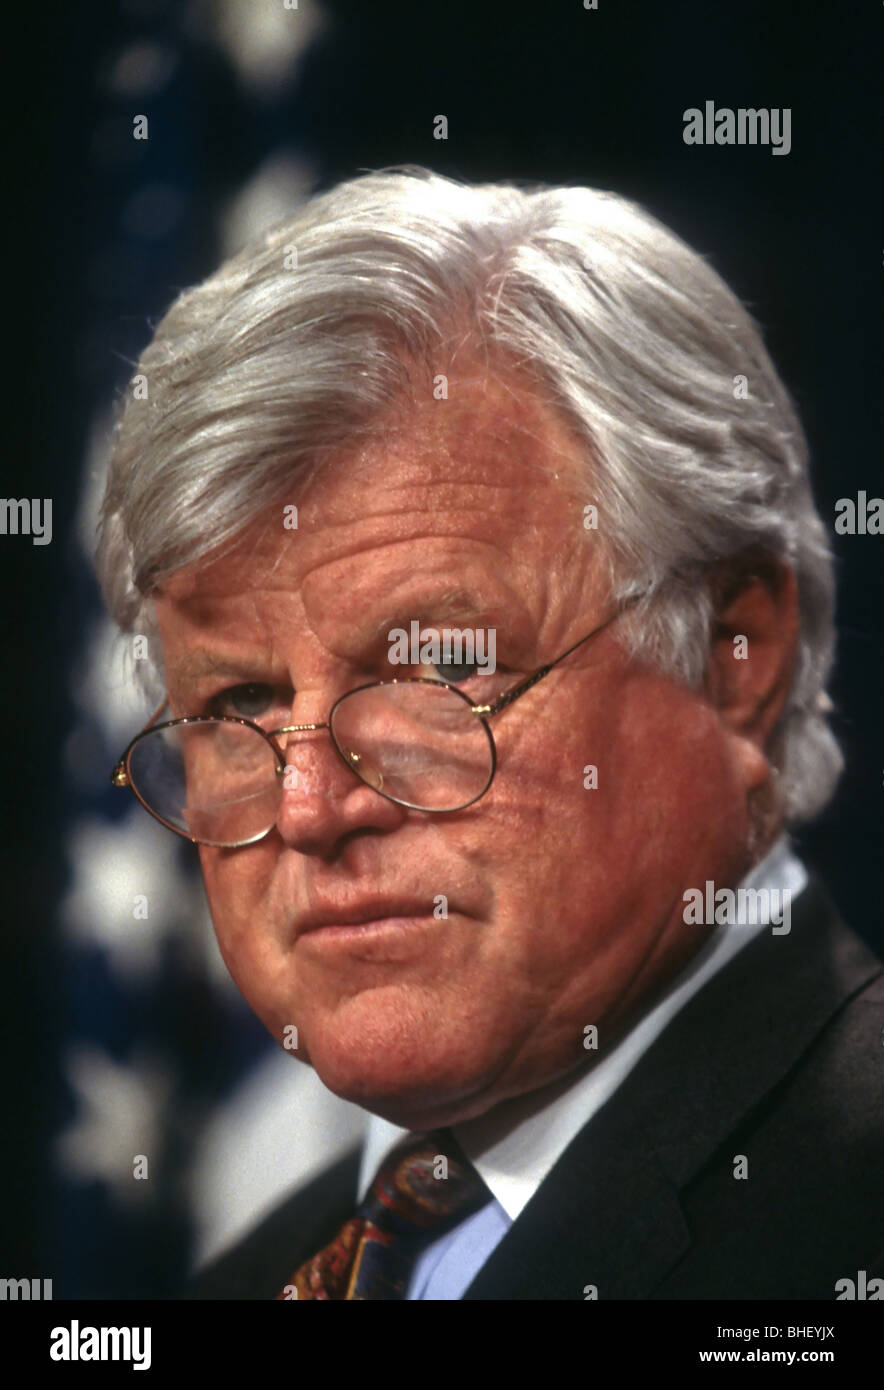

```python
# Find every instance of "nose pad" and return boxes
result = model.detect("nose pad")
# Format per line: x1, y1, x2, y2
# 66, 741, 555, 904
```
275, 729, 385, 800
340, 746, 384, 792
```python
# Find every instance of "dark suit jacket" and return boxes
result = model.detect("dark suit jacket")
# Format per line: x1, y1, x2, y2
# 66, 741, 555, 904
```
186, 873, 884, 1299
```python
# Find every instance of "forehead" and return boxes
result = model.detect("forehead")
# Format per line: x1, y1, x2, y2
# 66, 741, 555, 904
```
153, 367, 597, 654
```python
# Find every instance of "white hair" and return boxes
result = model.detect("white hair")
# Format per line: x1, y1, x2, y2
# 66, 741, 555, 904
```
95, 164, 842, 822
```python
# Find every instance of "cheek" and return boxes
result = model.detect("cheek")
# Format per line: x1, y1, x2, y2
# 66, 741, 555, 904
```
199, 843, 282, 984
483, 696, 609, 844
460, 715, 604, 949
477, 674, 742, 917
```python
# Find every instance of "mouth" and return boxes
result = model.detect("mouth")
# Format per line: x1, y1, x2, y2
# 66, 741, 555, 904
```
295, 899, 445, 944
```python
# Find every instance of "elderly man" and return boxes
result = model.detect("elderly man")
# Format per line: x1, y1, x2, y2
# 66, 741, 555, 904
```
97, 167, 882, 1300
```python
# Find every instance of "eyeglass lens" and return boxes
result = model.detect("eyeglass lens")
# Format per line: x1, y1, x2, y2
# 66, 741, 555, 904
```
126, 681, 494, 845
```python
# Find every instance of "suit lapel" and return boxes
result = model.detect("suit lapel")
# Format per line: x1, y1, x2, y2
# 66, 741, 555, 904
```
464, 875, 881, 1299
463, 1113, 690, 1299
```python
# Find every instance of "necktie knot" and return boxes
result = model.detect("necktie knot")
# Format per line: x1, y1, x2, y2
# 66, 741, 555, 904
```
279, 1128, 489, 1300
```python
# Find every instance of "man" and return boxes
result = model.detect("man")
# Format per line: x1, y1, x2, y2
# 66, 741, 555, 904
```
97, 166, 883, 1299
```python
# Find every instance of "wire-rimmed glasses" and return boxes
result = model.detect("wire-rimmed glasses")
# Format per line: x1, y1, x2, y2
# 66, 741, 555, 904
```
110, 599, 639, 847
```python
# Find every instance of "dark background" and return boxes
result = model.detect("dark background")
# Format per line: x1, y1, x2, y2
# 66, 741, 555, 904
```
5, 0, 881, 1296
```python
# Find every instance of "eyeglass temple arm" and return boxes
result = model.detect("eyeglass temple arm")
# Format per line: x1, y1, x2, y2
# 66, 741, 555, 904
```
111, 697, 170, 787
474, 596, 644, 718
145, 697, 171, 728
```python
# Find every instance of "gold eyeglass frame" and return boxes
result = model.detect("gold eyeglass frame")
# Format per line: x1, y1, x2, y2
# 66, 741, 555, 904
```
110, 597, 640, 844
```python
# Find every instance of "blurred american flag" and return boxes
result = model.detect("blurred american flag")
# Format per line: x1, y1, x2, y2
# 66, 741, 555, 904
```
52, 0, 363, 1298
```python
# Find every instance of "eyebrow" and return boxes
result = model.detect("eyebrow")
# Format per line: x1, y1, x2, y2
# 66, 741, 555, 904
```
172, 650, 275, 685
367, 588, 502, 643
170, 588, 504, 688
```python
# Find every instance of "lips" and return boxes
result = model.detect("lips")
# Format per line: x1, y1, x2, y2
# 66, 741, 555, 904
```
296, 899, 439, 938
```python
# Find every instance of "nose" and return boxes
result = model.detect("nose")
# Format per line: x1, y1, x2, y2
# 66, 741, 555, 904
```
271, 722, 406, 857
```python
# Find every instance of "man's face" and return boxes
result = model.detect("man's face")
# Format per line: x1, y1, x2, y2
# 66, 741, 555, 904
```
154, 367, 759, 1130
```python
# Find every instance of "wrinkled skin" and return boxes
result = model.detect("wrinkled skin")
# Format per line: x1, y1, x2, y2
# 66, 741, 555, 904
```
154, 366, 798, 1131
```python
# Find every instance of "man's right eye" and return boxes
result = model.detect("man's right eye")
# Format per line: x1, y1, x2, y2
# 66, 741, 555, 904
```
207, 683, 276, 720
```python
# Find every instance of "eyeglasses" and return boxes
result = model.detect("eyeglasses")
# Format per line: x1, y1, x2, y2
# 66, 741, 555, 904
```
110, 599, 639, 847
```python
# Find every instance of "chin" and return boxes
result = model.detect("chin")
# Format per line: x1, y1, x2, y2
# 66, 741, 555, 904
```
304, 1032, 490, 1130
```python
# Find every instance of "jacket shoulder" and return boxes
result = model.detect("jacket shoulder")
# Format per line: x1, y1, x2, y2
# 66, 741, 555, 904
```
656, 894, 884, 1298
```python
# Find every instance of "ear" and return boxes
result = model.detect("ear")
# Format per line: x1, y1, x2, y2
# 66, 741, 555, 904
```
703, 559, 800, 751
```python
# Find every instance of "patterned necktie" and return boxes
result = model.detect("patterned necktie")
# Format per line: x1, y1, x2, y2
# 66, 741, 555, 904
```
277, 1128, 490, 1300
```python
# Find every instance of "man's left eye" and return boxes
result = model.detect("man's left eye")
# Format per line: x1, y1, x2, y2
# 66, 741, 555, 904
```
208, 683, 275, 719
429, 659, 478, 683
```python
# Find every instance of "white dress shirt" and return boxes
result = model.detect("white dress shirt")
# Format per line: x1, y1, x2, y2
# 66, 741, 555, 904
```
357, 836, 808, 1299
